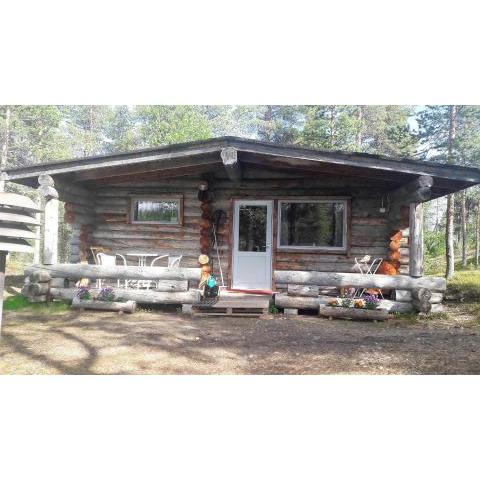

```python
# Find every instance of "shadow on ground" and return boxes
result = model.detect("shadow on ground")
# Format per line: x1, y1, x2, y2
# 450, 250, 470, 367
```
1, 307, 480, 374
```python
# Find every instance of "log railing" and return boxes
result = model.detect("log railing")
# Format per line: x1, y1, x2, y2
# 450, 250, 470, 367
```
23, 263, 202, 305
274, 270, 446, 314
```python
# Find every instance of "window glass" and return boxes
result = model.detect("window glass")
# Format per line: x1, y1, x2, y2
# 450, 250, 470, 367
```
132, 199, 179, 224
238, 205, 267, 252
279, 201, 345, 248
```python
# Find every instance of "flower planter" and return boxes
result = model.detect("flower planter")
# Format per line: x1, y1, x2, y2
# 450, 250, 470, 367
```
319, 305, 389, 321
71, 297, 136, 314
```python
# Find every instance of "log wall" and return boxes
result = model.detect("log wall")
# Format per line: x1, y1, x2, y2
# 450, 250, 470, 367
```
208, 167, 404, 289
86, 178, 203, 286
69, 166, 410, 288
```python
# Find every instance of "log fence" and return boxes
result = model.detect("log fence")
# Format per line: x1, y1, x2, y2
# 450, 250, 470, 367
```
274, 270, 446, 317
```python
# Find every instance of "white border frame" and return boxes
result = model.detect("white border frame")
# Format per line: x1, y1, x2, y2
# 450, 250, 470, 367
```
277, 199, 348, 252
232, 199, 273, 289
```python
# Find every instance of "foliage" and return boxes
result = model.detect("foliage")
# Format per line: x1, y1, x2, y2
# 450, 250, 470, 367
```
75, 286, 92, 301
446, 269, 480, 301
136, 105, 212, 147
269, 304, 279, 314
363, 294, 380, 310
97, 287, 116, 302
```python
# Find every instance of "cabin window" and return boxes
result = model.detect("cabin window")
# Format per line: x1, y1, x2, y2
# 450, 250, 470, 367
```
130, 196, 183, 225
278, 200, 347, 250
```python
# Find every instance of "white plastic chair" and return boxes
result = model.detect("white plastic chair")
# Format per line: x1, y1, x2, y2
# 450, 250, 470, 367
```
150, 255, 183, 289
353, 255, 383, 298
96, 253, 128, 289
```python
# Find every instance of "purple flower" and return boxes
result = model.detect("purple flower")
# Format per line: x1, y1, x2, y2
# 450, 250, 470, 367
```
97, 287, 115, 302
363, 294, 380, 310
75, 286, 92, 300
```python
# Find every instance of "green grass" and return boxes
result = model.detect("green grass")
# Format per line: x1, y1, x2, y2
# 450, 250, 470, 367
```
3, 294, 69, 313
446, 269, 480, 301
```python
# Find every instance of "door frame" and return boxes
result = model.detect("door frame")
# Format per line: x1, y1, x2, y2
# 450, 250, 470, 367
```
231, 199, 274, 290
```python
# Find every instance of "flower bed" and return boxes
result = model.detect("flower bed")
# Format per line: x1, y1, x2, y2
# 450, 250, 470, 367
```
328, 294, 381, 310
72, 286, 136, 314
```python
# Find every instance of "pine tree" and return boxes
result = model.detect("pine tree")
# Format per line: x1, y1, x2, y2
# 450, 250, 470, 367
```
135, 105, 211, 147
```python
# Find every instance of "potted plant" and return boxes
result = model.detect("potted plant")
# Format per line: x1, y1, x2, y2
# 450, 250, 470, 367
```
72, 286, 136, 314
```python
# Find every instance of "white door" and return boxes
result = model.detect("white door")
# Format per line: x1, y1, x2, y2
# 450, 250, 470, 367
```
232, 200, 273, 290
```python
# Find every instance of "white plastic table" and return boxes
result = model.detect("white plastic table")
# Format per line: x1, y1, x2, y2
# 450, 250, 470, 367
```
126, 253, 162, 288
126, 253, 159, 267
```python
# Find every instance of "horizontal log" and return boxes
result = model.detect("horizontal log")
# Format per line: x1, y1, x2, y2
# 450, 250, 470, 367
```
64, 212, 96, 225
274, 270, 447, 291
71, 297, 136, 313
153, 280, 188, 292
26, 263, 201, 282
394, 290, 443, 303
316, 295, 413, 313
275, 294, 319, 310
319, 306, 390, 321
65, 202, 92, 215
51, 288, 201, 305
287, 285, 319, 297
50, 277, 69, 288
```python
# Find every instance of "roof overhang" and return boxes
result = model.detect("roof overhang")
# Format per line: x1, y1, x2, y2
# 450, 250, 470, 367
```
4, 136, 480, 200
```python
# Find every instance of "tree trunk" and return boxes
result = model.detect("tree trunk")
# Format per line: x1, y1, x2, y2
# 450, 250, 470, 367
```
356, 106, 364, 150
445, 105, 457, 279
1, 106, 11, 170
476, 202, 480, 268
461, 190, 467, 268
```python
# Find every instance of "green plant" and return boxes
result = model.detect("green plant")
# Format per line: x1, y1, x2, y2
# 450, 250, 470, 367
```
341, 297, 354, 308
97, 287, 115, 302
269, 304, 279, 314
75, 286, 92, 301
3, 295, 69, 313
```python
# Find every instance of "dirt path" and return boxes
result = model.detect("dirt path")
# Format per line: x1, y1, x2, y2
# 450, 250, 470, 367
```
1, 305, 479, 374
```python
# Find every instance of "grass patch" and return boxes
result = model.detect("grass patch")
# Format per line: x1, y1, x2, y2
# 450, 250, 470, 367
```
3, 294, 69, 313
446, 270, 480, 301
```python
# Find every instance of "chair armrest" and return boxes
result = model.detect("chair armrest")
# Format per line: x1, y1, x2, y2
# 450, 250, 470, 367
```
115, 253, 128, 266
150, 255, 169, 267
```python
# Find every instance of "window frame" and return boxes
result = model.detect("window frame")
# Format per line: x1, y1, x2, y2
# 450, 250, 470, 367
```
276, 198, 349, 252
128, 195, 184, 225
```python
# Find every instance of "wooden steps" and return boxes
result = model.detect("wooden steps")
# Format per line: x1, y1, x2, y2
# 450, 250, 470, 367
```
192, 291, 271, 317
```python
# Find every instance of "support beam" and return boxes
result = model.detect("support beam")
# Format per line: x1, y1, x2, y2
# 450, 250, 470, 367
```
221, 147, 242, 182
38, 174, 59, 265
409, 203, 424, 277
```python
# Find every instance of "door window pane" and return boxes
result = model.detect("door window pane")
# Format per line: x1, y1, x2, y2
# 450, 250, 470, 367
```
238, 205, 267, 252
279, 201, 345, 248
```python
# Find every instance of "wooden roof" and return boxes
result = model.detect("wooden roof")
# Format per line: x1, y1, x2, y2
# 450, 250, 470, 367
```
4, 136, 480, 198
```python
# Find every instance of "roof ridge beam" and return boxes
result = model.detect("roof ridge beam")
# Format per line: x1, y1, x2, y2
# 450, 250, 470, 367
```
221, 147, 242, 183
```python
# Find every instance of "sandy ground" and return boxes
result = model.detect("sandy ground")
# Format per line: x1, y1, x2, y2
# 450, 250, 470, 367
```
1, 305, 479, 374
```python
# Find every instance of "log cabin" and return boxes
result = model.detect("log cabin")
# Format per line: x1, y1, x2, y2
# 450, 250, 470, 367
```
4, 136, 480, 316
